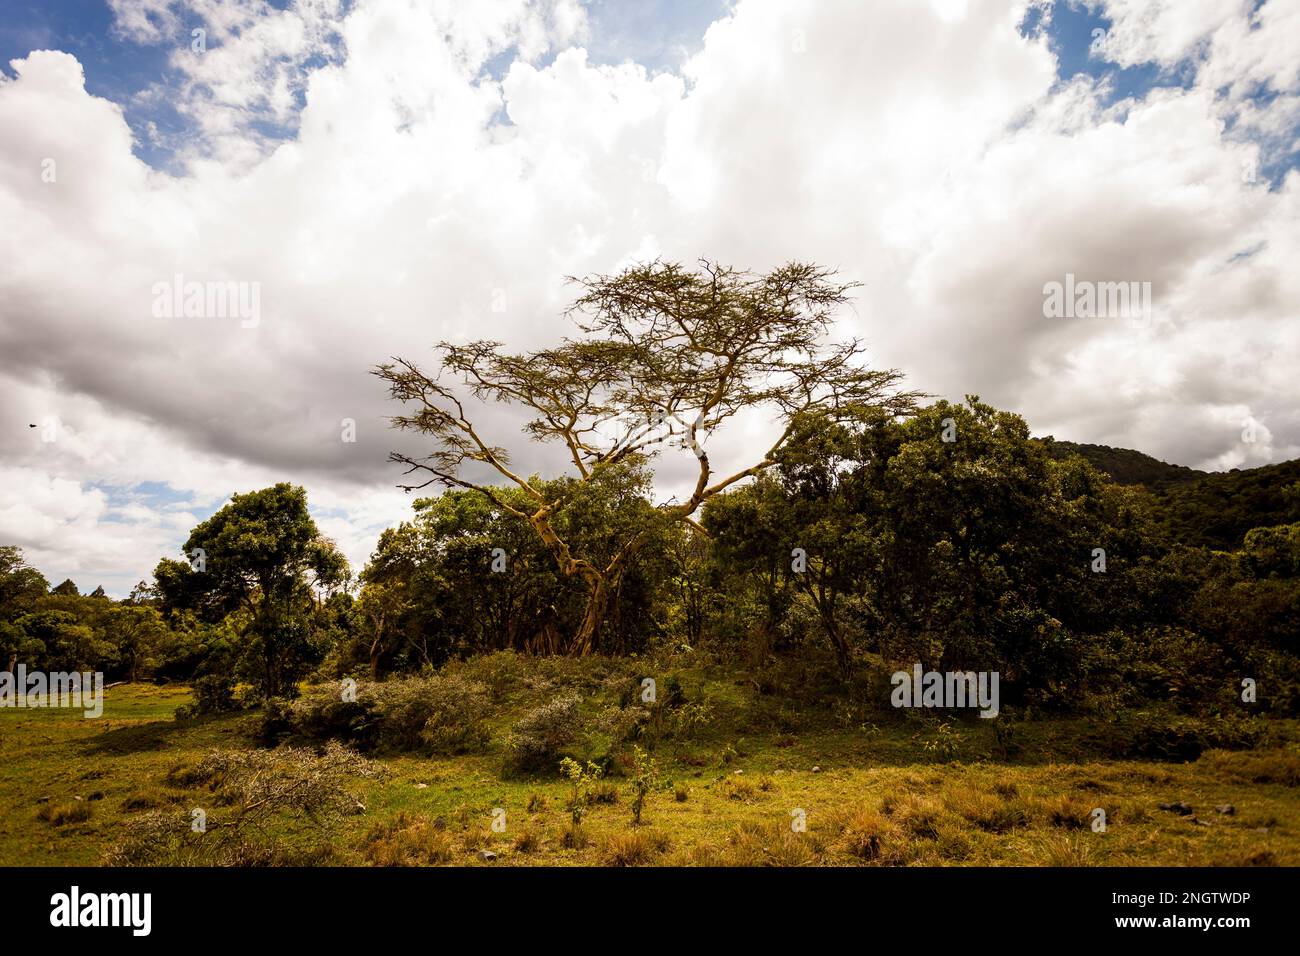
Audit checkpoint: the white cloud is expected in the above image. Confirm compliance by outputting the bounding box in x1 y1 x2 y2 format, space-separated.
1 0 1297 593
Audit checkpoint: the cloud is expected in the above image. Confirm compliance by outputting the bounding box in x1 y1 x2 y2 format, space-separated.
1 0 1297 593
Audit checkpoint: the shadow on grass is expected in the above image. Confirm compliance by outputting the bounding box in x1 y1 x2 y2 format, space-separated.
78 712 238 756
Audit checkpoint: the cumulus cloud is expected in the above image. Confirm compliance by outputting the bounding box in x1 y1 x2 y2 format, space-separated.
1 0 1297 593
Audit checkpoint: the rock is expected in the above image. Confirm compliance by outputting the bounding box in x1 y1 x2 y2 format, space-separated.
477 850 498 862
35 796 50 804
1215 804 1235 815
812 766 821 773
414 783 429 789
1158 801 1193 816
1191 817 1212 827
734 769 744 775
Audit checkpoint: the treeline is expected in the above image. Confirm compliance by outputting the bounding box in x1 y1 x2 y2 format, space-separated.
0 552 184 683
2 399 1298 716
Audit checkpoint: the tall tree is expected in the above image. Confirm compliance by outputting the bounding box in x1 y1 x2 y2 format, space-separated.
376 259 915 654
154 484 349 698
104 604 171 683
0 546 49 622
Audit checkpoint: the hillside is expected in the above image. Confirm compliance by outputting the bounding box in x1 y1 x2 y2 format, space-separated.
1040 438 1300 549
1152 459 1300 550
1039 438 1206 487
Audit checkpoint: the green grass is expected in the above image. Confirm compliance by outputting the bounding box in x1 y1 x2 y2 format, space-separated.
2 677 1297 867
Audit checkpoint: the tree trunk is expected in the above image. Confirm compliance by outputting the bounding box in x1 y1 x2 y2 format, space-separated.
568 574 612 656
827 622 852 679
368 611 385 679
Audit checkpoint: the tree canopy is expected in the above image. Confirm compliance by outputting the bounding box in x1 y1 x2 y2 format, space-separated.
376 259 917 653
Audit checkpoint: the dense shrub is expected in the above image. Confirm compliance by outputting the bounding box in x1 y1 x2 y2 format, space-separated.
453 650 527 702
280 684 373 746
1099 712 1264 761
175 673 238 719
261 675 492 755
412 676 493 754
505 693 582 775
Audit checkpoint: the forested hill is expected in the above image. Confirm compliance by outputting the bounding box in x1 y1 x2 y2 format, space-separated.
1040 438 1300 550
1039 438 1206 486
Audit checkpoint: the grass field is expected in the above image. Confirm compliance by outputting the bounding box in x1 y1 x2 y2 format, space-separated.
3 668 1298 867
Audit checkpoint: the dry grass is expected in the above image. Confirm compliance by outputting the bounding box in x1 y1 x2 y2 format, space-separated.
836 805 903 863
363 812 456 866
559 823 588 849
1037 794 1096 830
1200 748 1300 787
37 801 93 826
5 682 1300 868
719 776 758 802
942 786 1030 833
891 793 950 840
599 829 670 866
119 790 169 812
1017 832 1101 866
511 826 542 853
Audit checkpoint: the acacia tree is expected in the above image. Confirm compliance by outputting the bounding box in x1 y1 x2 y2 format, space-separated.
376 259 916 655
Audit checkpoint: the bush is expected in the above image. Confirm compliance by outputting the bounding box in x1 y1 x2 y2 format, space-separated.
262 675 493 755
506 694 582 775
1100 712 1264 761
669 699 715 740
176 673 237 719
453 651 527 702
560 758 604 824
416 676 494 754
106 742 379 866
629 745 658 824
271 684 371 746
372 675 492 754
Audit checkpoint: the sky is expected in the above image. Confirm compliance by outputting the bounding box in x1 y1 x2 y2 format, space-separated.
1 0 1298 596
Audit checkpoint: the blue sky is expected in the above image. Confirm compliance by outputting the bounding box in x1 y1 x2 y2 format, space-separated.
1031 1 1193 100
